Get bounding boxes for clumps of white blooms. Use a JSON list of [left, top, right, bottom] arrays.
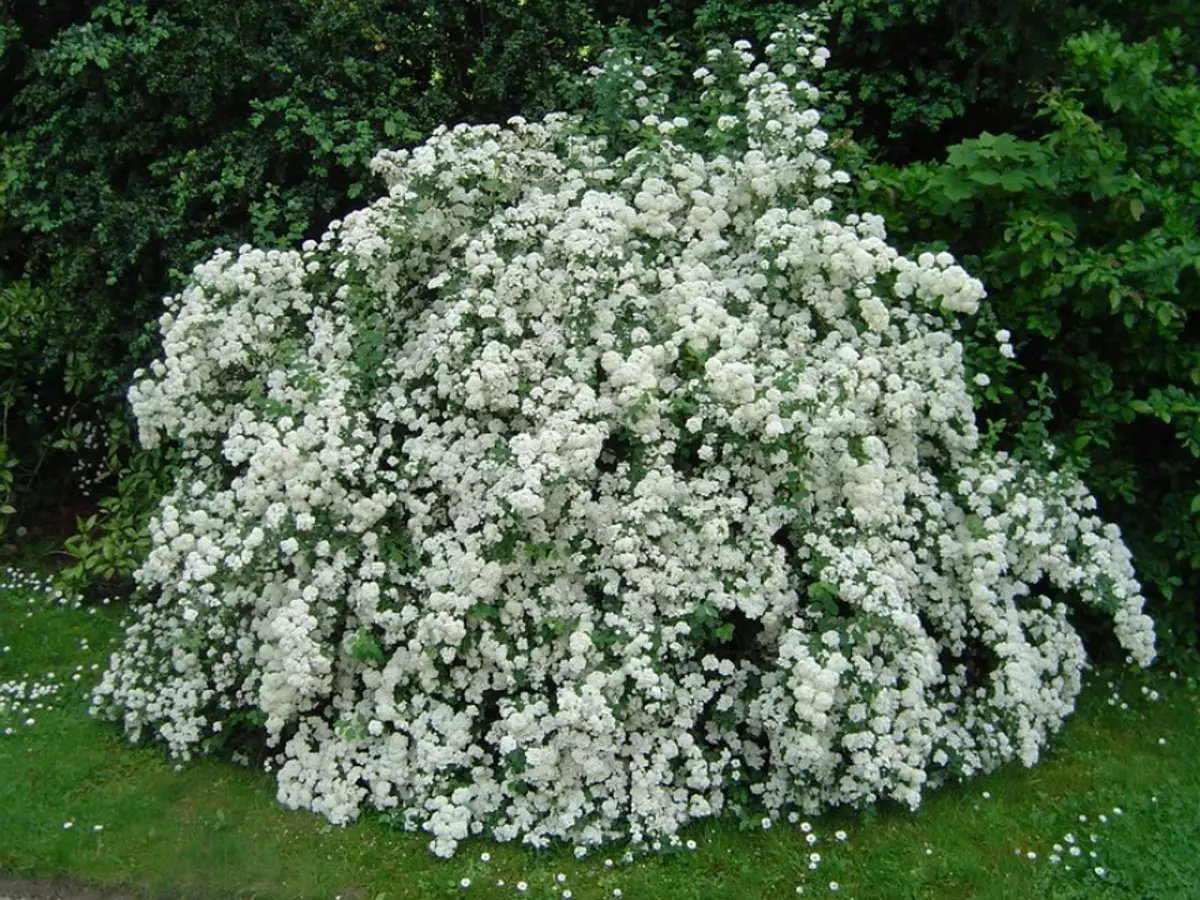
[[92, 17, 1154, 858]]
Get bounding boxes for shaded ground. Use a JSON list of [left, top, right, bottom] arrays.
[[2, 499, 100, 575]]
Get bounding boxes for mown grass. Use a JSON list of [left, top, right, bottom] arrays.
[[2, 554, 1198, 900]]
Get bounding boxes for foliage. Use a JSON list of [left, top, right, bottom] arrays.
[[90, 19, 1155, 860], [53, 443, 184, 603], [573, 0, 1139, 164], [860, 23, 1200, 661], [0, 275, 121, 522], [0, 440, 16, 530]]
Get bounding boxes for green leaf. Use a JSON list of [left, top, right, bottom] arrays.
[[967, 169, 1004, 186], [998, 171, 1031, 191], [349, 630, 385, 665], [808, 581, 840, 609], [945, 143, 979, 170], [467, 602, 499, 622]]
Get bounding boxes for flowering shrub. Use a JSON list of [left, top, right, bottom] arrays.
[[92, 18, 1155, 858]]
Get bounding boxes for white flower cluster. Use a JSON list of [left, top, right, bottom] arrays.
[[92, 18, 1155, 858]]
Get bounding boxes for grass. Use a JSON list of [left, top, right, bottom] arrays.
[[2, 557, 1198, 900]]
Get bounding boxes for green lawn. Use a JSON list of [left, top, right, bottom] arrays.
[[2, 559, 1197, 900]]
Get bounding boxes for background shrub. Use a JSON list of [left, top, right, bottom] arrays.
[[575, 0, 1146, 162]]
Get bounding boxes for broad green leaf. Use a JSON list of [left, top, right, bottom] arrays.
[[967, 169, 1003, 186]]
